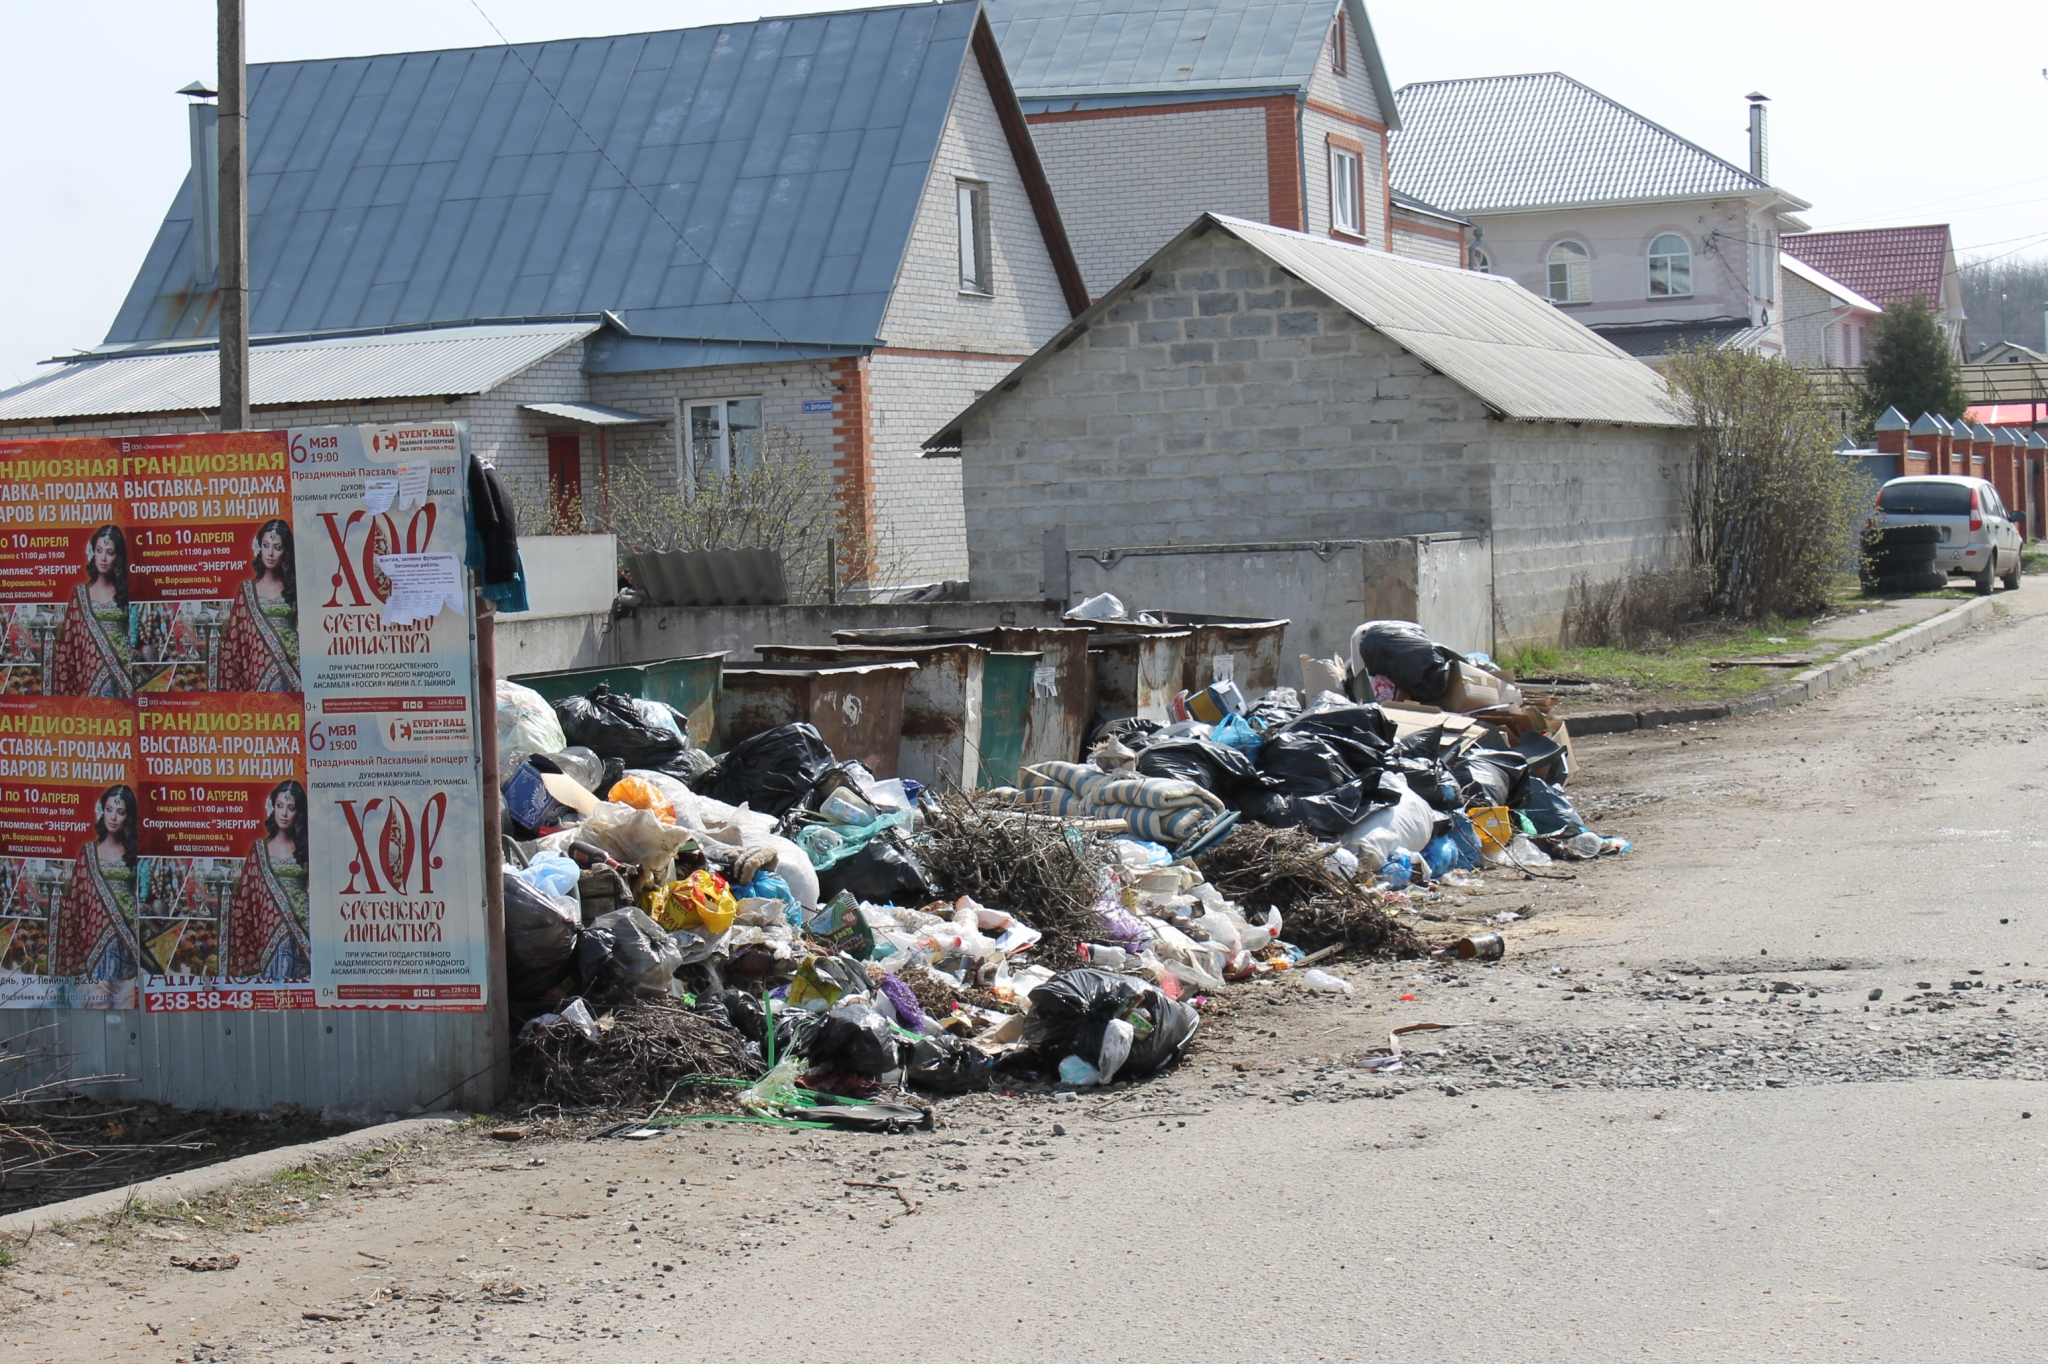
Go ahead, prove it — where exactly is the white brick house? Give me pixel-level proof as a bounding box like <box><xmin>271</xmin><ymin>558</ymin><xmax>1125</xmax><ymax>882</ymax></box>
<box><xmin>0</xmin><ymin>4</ymin><xmax>1087</xmax><ymax>587</ymax></box>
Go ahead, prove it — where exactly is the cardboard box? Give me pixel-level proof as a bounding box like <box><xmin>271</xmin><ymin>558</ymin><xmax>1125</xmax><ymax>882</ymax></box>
<box><xmin>1441</xmin><ymin>663</ymin><xmax>1522</xmax><ymax>714</ymax></box>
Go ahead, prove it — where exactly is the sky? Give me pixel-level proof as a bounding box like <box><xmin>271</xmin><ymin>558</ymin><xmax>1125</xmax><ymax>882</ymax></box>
<box><xmin>3</xmin><ymin>0</ymin><xmax>2045</xmax><ymax>388</ymax></box>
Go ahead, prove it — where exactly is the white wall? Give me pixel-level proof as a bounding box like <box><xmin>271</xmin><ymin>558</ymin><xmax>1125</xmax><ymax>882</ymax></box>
<box><xmin>1303</xmin><ymin>10</ymin><xmax>1389</xmax><ymax>247</ymax></box>
<box><xmin>1027</xmin><ymin>107</ymin><xmax>1270</xmax><ymax>296</ymax></box>
<box><xmin>1392</xmin><ymin>223</ymin><xmax>1463</xmax><ymax>267</ymax></box>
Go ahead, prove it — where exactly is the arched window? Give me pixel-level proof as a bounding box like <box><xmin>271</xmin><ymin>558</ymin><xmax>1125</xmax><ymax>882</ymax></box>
<box><xmin>1648</xmin><ymin>233</ymin><xmax>1692</xmax><ymax>297</ymax></box>
<box><xmin>1546</xmin><ymin>240</ymin><xmax>1590</xmax><ymax>303</ymax></box>
<box><xmin>1469</xmin><ymin>246</ymin><xmax>1490</xmax><ymax>274</ymax></box>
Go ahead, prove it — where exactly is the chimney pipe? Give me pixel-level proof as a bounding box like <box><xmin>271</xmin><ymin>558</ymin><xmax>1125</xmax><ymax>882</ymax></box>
<box><xmin>180</xmin><ymin>82</ymin><xmax>220</xmax><ymax>286</ymax></box>
<box><xmin>1747</xmin><ymin>92</ymin><xmax>1770</xmax><ymax>182</ymax></box>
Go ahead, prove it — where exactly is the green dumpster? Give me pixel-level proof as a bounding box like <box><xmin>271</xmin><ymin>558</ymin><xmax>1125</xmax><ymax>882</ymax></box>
<box><xmin>508</xmin><ymin>663</ymin><xmax>651</xmax><ymax>705</ymax></box>
<box><xmin>638</xmin><ymin>652</ymin><xmax>725</xmax><ymax>750</ymax></box>
<box><xmin>978</xmin><ymin>652</ymin><xmax>1038</xmax><ymax>788</ymax></box>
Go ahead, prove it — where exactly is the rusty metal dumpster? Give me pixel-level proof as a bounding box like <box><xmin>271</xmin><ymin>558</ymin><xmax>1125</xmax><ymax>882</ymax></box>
<box><xmin>977</xmin><ymin>651</ymin><xmax>1039</xmax><ymax>789</ymax></box>
<box><xmin>715</xmin><ymin>660</ymin><xmax>918</xmax><ymax>777</ymax></box>
<box><xmin>1087</xmin><ymin>630</ymin><xmax>1190</xmax><ymax>724</ymax></box>
<box><xmin>756</xmin><ymin>643</ymin><xmax>985</xmax><ymax>792</ymax></box>
<box><xmin>1088</xmin><ymin>613</ymin><xmax>1289</xmax><ymax>696</ymax></box>
<box><xmin>832</xmin><ymin>625</ymin><xmax>1093</xmax><ymax>768</ymax></box>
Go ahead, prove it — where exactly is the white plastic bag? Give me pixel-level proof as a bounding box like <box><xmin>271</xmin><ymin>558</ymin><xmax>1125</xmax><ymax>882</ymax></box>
<box><xmin>1339</xmin><ymin>785</ymin><xmax>1436</xmax><ymax>864</ymax></box>
<box><xmin>497</xmin><ymin>680</ymin><xmax>566</xmax><ymax>769</ymax></box>
<box><xmin>1301</xmin><ymin>968</ymin><xmax>1353</xmax><ymax>994</ymax></box>
<box><xmin>579</xmin><ymin>802</ymin><xmax>698</xmax><ymax>872</ymax></box>
<box><xmin>1096</xmin><ymin>1018</ymin><xmax>1135</xmax><ymax>1082</ymax></box>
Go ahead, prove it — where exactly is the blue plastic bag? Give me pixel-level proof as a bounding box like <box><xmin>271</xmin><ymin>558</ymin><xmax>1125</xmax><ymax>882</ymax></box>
<box><xmin>732</xmin><ymin>870</ymin><xmax>803</xmax><ymax>928</ymax></box>
<box><xmin>508</xmin><ymin>852</ymin><xmax>581</xmax><ymax>899</ymax></box>
<box><xmin>1421</xmin><ymin>811</ymin><xmax>1483</xmax><ymax>875</ymax></box>
<box><xmin>1210</xmin><ymin>711</ymin><xmax>1263</xmax><ymax>758</ymax></box>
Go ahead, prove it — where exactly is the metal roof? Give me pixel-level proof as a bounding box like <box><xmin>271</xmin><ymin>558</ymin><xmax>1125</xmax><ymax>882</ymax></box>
<box><xmin>929</xmin><ymin>213</ymin><xmax>1686</xmax><ymax>444</ymax></box>
<box><xmin>521</xmin><ymin>401</ymin><xmax>662</xmax><ymax>426</ymax></box>
<box><xmin>1779</xmin><ymin>254</ymin><xmax>1883</xmax><ymax>315</ymax></box>
<box><xmin>0</xmin><ymin>322</ymin><xmax>592</xmax><ymax>423</ymax></box>
<box><xmin>105</xmin><ymin>2</ymin><xmax>984</xmax><ymax>351</ymax></box>
<box><xmin>987</xmin><ymin>0</ymin><xmax>1397</xmax><ymax>121</ymax></box>
<box><xmin>1590</xmin><ymin>317</ymin><xmax>1769</xmax><ymax>359</ymax></box>
<box><xmin>1782</xmin><ymin>225</ymin><xmax>1955</xmax><ymax>313</ymax></box>
<box><xmin>1390</xmin><ymin>72</ymin><xmax>1799</xmax><ymax>214</ymax></box>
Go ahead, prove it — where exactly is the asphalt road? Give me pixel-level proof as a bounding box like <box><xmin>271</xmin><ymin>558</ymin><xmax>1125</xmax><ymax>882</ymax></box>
<box><xmin>6</xmin><ymin>583</ymin><xmax>2046</xmax><ymax>1362</ymax></box>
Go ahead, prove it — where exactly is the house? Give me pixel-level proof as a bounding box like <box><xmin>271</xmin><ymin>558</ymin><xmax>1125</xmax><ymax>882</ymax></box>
<box><xmin>1974</xmin><ymin>341</ymin><xmax>2047</xmax><ymax>366</ymax></box>
<box><xmin>1781</xmin><ymin>224</ymin><xmax>1967</xmax><ymax>359</ymax></box>
<box><xmin>1778</xmin><ymin>254</ymin><xmax>1882</xmax><ymax>368</ymax></box>
<box><xmin>928</xmin><ymin>213</ymin><xmax>1691</xmax><ymax>644</ymax></box>
<box><xmin>1390</xmin><ymin>74</ymin><xmax>1811</xmax><ymax>362</ymax></box>
<box><xmin>983</xmin><ymin>0</ymin><xmax>1457</xmax><ymax>297</ymax></box>
<box><xmin>0</xmin><ymin>2</ymin><xmax>1087</xmax><ymax>586</ymax></box>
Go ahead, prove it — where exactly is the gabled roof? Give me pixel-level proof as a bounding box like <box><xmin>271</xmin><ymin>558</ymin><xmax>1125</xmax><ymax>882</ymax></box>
<box><xmin>986</xmin><ymin>0</ymin><xmax>1396</xmax><ymax>121</ymax></box>
<box><xmin>1781</xmin><ymin>226</ymin><xmax>1955</xmax><ymax>314</ymax></box>
<box><xmin>1590</xmin><ymin>318</ymin><xmax>1771</xmax><ymax>359</ymax></box>
<box><xmin>1779</xmin><ymin>254</ymin><xmax>1882</xmax><ymax>315</ymax></box>
<box><xmin>1390</xmin><ymin>72</ymin><xmax>1804</xmax><ymax>215</ymax></box>
<box><xmin>104</xmin><ymin>2</ymin><xmax>1083</xmax><ymax>352</ymax></box>
<box><xmin>928</xmin><ymin>213</ymin><xmax>1686</xmax><ymax>445</ymax></box>
<box><xmin>0</xmin><ymin>322</ymin><xmax>593</xmax><ymax>423</ymax></box>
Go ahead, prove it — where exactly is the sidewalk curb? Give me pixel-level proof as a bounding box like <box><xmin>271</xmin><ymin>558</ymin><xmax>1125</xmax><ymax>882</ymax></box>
<box><xmin>0</xmin><ymin>1116</ymin><xmax>467</xmax><ymax>1241</ymax></box>
<box><xmin>1567</xmin><ymin>596</ymin><xmax>2002</xmax><ymax>735</ymax></box>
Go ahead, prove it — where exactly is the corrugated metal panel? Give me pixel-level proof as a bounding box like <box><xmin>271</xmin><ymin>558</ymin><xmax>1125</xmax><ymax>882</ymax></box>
<box><xmin>0</xmin><ymin>323</ymin><xmax>592</xmax><ymax>421</ymax></box>
<box><xmin>5</xmin><ymin>1008</ymin><xmax>498</xmax><ymax>1115</ymax></box>
<box><xmin>1391</xmin><ymin>72</ymin><xmax>1778</xmax><ymax>214</ymax></box>
<box><xmin>520</xmin><ymin>401</ymin><xmax>662</xmax><ymax>425</ymax></box>
<box><xmin>1222</xmin><ymin>217</ymin><xmax>1686</xmax><ymax>426</ymax></box>
<box><xmin>103</xmin><ymin>3</ymin><xmax>979</xmax><ymax>350</ymax></box>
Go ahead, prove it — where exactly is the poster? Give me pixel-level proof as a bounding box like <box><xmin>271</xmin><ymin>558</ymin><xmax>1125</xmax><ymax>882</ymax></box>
<box><xmin>0</xmin><ymin>424</ymin><xmax>485</xmax><ymax>1012</ymax></box>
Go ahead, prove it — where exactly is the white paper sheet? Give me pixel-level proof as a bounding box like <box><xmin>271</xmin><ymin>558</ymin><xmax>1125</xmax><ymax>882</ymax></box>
<box><xmin>376</xmin><ymin>552</ymin><xmax>465</xmax><ymax>624</ymax></box>
<box><xmin>362</xmin><ymin>478</ymin><xmax>398</xmax><ymax>514</ymax></box>
<box><xmin>396</xmin><ymin>463</ymin><xmax>430</xmax><ymax>509</ymax></box>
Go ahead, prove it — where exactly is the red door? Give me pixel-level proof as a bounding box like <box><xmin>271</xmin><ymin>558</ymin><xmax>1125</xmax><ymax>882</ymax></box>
<box><xmin>546</xmin><ymin>434</ymin><xmax>582</xmax><ymax>521</ymax></box>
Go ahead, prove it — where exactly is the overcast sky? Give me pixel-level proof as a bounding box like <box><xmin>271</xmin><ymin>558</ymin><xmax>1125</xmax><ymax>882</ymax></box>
<box><xmin>4</xmin><ymin>0</ymin><xmax>2043</xmax><ymax>388</ymax></box>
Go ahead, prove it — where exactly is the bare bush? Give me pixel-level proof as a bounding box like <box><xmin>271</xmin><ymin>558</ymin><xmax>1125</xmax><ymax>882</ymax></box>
<box><xmin>1562</xmin><ymin>566</ymin><xmax>1715</xmax><ymax>649</ymax></box>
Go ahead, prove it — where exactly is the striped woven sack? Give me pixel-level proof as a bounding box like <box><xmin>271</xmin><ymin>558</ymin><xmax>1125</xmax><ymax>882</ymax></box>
<box><xmin>1088</xmin><ymin>774</ymin><xmax>1225</xmax><ymax>813</ymax></box>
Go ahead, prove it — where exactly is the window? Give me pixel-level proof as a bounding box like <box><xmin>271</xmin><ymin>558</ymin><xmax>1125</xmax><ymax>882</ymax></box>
<box><xmin>687</xmin><ymin>398</ymin><xmax>763</xmax><ymax>481</ymax></box>
<box><xmin>957</xmin><ymin>179</ymin><xmax>991</xmax><ymax>294</ymax></box>
<box><xmin>1469</xmin><ymin>246</ymin><xmax>1490</xmax><ymax>274</ymax></box>
<box><xmin>1647</xmin><ymin>232</ymin><xmax>1692</xmax><ymax>297</ymax></box>
<box><xmin>1331</xmin><ymin>11</ymin><xmax>1347</xmax><ymax>74</ymax></box>
<box><xmin>1546</xmin><ymin>240</ymin><xmax>1590</xmax><ymax>303</ymax></box>
<box><xmin>1329</xmin><ymin>144</ymin><xmax>1362</xmax><ymax>236</ymax></box>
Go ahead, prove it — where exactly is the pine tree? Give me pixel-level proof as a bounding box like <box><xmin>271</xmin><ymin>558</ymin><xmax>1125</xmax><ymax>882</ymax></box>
<box><xmin>1860</xmin><ymin>297</ymin><xmax>1969</xmax><ymax>427</ymax></box>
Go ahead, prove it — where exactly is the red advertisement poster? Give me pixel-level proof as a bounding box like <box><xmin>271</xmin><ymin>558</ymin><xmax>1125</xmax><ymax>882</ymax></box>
<box><xmin>0</xmin><ymin>437</ymin><xmax>126</xmax><ymax>699</ymax></box>
<box><xmin>0</xmin><ymin>694</ymin><xmax>139</xmax><ymax>1008</ymax></box>
<box><xmin>136</xmin><ymin>692</ymin><xmax>312</xmax><ymax>1011</ymax></box>
<box><xmin>121</xmin><ymin>432</ymin><xmax>296</xmax><ymax>696</ymax></box>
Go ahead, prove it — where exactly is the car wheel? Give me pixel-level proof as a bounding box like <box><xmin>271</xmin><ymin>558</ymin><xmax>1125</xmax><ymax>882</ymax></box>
<box><xmin>2003</xmin><ymin>545</ymin><xmax>2023</xmax><ymax>591</ymax></box>
<box><xmin>1976</xmin><ymin>553</ymin><xmax>1997</xmax><ymax>594</ymax></box>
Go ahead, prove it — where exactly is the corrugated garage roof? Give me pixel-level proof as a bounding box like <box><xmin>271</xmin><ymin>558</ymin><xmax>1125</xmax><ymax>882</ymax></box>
<box><xmin>1391</xmin><ymin>72</ymin><xmax>1794</xmax><ymax>214</ymax></box>
<box><xmin>0</xmin><ymin>322</ymin><xmax>593</xmax><ymax>423</ymax></box>
<box><xmin>105</xmin><ymin>2</ymin><xmax>981</xmax><ymax>350</ymax></box>
<box><xmin>929</xmin><ymin>213</ymin><xmax>1686</xmax><ymax>442</ymax></box>
<box><xmin>987</xmin><ymin>0</ymin><xmax>1396</xmax><ymax>120</ymax></box>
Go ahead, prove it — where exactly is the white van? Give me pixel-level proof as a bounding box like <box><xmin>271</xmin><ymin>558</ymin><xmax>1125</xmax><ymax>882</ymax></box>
<box><xmin>1874</xmin><ymin>476</ymin><xmax>2022</xmax><ymax>593</ymax></box>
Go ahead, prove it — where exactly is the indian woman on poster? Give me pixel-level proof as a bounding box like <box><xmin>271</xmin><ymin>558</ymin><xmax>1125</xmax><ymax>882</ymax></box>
<box><xmin>216</xmin><ymin>519</ymin><xmax>300</xmax><ymax>692</ymax></box>
<box><xmin>48</xmin><ymin>526</ymin><xmax>133</xmax><ymax>698</ymax></box>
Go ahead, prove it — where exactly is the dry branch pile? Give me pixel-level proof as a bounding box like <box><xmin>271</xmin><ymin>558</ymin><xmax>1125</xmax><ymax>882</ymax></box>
<box><xmin>511</xmin><ymin>999</ymin><xmax>761</xmax><ymax>1111</ymax></box>
<box><xmin>1194</xmin><ymin>824</ymin><xmax>1416</xmax><ymax>956</ymax></box>
<box><xmin>916</xmin><ymin>796</ymin><xmax>1118</xmax><ymax>968</ymax></box>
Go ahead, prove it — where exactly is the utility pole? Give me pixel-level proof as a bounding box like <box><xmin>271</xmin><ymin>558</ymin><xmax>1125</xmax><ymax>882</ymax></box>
<box><xmin>218</xmin><ymin>0</ymin><xmax>249</xmax><ymax>431</ymax></box>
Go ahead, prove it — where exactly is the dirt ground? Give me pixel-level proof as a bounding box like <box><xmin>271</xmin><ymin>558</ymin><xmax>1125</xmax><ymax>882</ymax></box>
<box><xmin>5</xmin><ymin>584</ymin><xmax>2047</xmax><ymax>1362</ymax></box>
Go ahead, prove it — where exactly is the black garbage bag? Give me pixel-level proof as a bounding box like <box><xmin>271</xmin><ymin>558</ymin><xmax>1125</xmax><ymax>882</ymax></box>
<box><xmin>1090</xmin><ymin>716</ymin><xmax>1164</xmax><ymax>751</ymax></box>
<box><xmin>1277</xmin><ymin>698</ymin><xmax>1397</xmax><ymax>747</ymax></box>
<box><xmin>1243</xmin><ymin>688</ymin><xmax>1303</xmax><ymax>731</ymax></box>
<box><xmin>1352</xmin><ymin>621</ymin><xmax>1463</xmax><ymax>703</ymax></box>
<box><xmin>906</xmin><ymin>1034</ymin><xmax>993</xmax><ymax>1094</ymax></box>
<box><xmin>1292</xmin><ymin>769</ymin><xmax>1406</xmax><ymax>837</ymax></box>
<box><xmin>1255</xmin><ymin>730</ymin><xmax>1368</xmax><ymax>795</ymax></box>
<box><xmin>697</xmin><ymin>722</ymin><xmax>836</xmax><ymax>817</ymax></box>
<box><xmin>1229</xmin><ymin>788</ymin><xmax>1300</xmax><ymax>828</ymax></box>
<box><xmin>1022</xmin><ymin>968</ymin><xmax>1145</xmax><ymax>1068</ymax></box>
<box><xmin>1125</xmin><ymin>991</ymin><xmax>1201</xmax><ymax>1077</ymax></box>
<box><xmin>1391</xmin><ymin>721</ymin><xmax>1463</xmax><ymax>763</ymax></box>
<box><xmin>1451</xmin><ymin>748</ymin><xmax>1530</xmax><ymax>809</ymax></box>
<box><xmin>814</xmin><ymin>826</ymin><xmax>941</xmax><ymax>907</ymax></box>
<box><xmin>552</xmin><ymin>684</ymin><xmax>685</xmax><ymax>767</ymax></box>
<box><xmin>503</xmin><ymin>875</ymin><xmax>579</xmax><ymax>1002</ymax></box>
<box><xmin>1389</xmin><ymin>756</ymin><xmax>1462</xmax><ymax>811</ymax></box>
<box><xmin>1522</xmin><ymin>777</ymin><xmax>1589</xmax><ymax>838</ymax></box>
<box><xmin>1136</xmin><ymin>737</ymin><xmax>1276</xmax><ymax>797</ymax></box>
<box><xmin>805</xmin><ymin>1001</ymin><xmax>902</xmax><ymax>1077</ymax></box>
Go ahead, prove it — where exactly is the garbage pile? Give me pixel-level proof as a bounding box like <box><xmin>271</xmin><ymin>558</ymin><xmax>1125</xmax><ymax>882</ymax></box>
<box><xmin>492</xmin><ymin>616</ymin><xmax>1629</xmax><ymax>1124</ymax></box>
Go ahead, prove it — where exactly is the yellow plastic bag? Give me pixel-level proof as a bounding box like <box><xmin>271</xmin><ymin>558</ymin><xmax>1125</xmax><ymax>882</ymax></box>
<box><xmin>606</xmin><ymin>775</ymin><xmax>675</xmax><ymax>824</ymax></box>
<box><xmin>650</xmin><ymin>868</ymin><xmax>737</xmax><ymax>935</ymax></box>
<box><xmin>1468</xmin><ymin>806</ymin><xmax>1514</xmax><ymax>854</ymax></box>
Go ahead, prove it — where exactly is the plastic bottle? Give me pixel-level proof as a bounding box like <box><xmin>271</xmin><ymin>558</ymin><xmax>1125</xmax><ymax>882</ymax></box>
<box><xmin>1566</xmin><ymin>831</ymin><xmax>1603</xmax><ymax>859</ymax></box>
<box><xmin>1077</xmin><ymin>942</ymin><xmax>1131</xmax><ymax>969</ymax></box>
<box><xmin>1301</xmin><ymin>968</ymin><xmax>1354</xmax><ymax>994</ymax></box>
<box><xmin>820</xmin><ymin>789</ymin><xmax>878</xmax><ymax>826</ymax></box>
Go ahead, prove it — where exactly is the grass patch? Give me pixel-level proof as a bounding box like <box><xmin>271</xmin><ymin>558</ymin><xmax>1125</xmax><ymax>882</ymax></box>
<box><xmin>2024</xmin><ymin>548</ymin><xmax>2048</xmax><ymax>576</ymax></box>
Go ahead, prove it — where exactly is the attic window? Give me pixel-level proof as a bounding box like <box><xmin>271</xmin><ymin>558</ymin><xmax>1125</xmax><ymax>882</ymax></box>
<box><xmin>957</xmin><ymin>179</ymin><xmax>992</xmax><ymax>295</ymax></box>
<box><xmin>1332</xmin><ymin>12</ymin><xmax>1347</xmax><ymax>74</ymax></box>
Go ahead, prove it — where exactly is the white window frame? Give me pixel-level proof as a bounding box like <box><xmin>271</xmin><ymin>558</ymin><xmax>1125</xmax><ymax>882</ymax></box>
<box><xmin>1647</xmin><ymin>232</ymin><xmax>1692</xmax><ymax>298</ymax></box>
<box><xmin>1469</xmin><ymin>246</ymin><xmax>1490</xmax><ymax>274</ymax></box>
<box><xmin>1328</xmin><ymin>144</ymin><xmax>1362</xmax><ymax>237</ymax></box>
<box><xmin>1331</xmin><ymin>11</ymin><xmax>1347</xmax><ymax>74</ymax></box>
<box><xmin>1546</xmin><ymin>239</ymin><xmax>1591</xmax><ymax>304</ymax></box>
<box><xmin>685</xmin><ymin>397</ymin><xmax>764</xmax><ymax>484</ymax></box>
<box><xmin>957</xmin><ymin>178</ymin><xmax>992</xmax><ymax>295</ymax></box>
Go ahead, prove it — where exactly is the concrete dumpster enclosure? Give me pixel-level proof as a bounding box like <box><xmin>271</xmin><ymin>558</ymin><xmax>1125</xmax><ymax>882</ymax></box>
<box><xmin>934</xmin><ymin>214</ymin><xmax>1691</xmax><ymax>646</ymax></box>
<box><xmin>0</xmin><ymin>424</ymin><xmax>498</xmax><ymax>1113</ymax></box>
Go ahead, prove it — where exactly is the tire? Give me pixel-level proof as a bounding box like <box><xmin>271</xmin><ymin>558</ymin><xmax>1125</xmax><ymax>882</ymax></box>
<box><xmin>2002</xmin><ymin>545</ymin><xmax>2023</xmax><ymax>591</ymax></box>
<box><xmin>1872</xmin><ymin>568</ymin><xmax>1948</xmax><ymax>594</ymax></box>
<box><xmin>1867</xmin><ymin>546</ymin><xmax>1940</xmax><ymax>571</ymax></box>
<box><xmin>1975</xmin><ymin>553</ymin><xmax>1997</xmax><ymax>594</ymax></box>
<box><xmin>1868</xmin><ymin>524</ymin><xmax>1943</xmax><ymax>549</ymax></box>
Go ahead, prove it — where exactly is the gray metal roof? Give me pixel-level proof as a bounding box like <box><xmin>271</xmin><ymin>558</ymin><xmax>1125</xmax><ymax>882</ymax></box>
<box><xmin>987</xmin><ymin>0</ymin><xmax>1396</xmax><ymax>122</ymax></box>
<box><xmin>105</xmin><ymin>2</ymin><xmax>983</xmax><ymax>351</ymax></box>
<box><xmin>1391</xmin><ymin>72</ymin><xmax>1798</xmax><ymax>214</ymax></box>
<box><xmin>0</xmin><ymin>322</ymin><xmax>592</xmax><ymax>423</ymax></box>
<box><xmin>521</xmin><ymin>401</ymin><xmax>662</xmax><ymax>426</ymax></box>
<box><xmin>929</xmin><ymin>213</ymin><xmax>1686</xmax><ymax>444</ymax></box>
